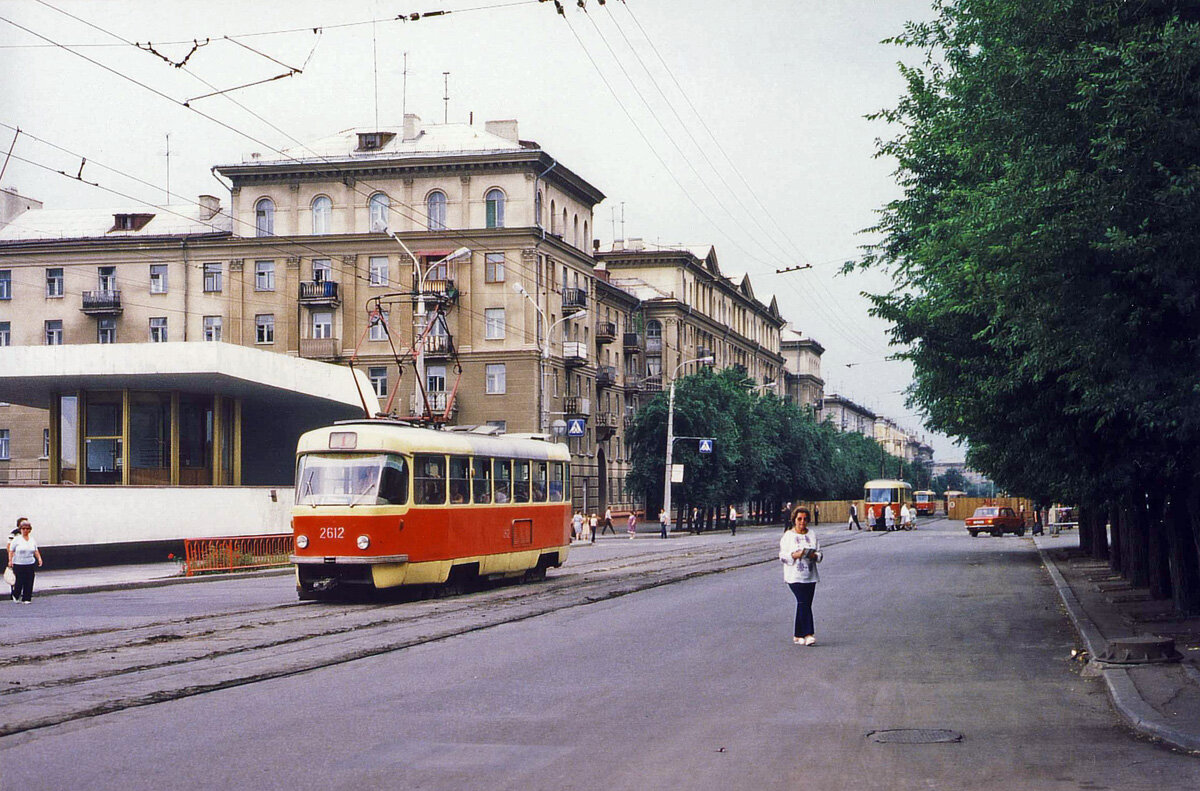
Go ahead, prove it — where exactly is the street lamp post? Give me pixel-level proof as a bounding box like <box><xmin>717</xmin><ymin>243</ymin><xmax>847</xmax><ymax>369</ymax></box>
<box><xmin>661</xmin><ymin>355</ymin><xmax>714</xmax><ymax>538</ymax></box>
<box><xmin>513</xmin><ymin>282</ymin><xmax>587</xmax><ymax>435</ymax></box>
<box><xmin>392</xmin><ymin>235</ymin><xmax>470</xmax><ymax>418</ymax></box>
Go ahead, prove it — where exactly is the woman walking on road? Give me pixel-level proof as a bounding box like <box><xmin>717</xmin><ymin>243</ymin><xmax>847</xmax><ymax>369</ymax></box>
<box><xmin>7</xmin><ymin>518</ymin><xmax>43</xmax><ymax>603</ymax></box>
<box><xmin>780</xmin><ymin>506</ymin><xmax>822</xmax><ymax>645</ymax></box>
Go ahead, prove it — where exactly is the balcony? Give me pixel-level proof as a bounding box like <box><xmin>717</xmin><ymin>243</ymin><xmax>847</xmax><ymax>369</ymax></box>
<box><xmin>562</xmin><ymin>287</ymin><xmax>587</xmax><ymax>310</ymax></box>
<box><xmin>421</xmin><ymin>333</ymin><xmax>454</xmax><ymax>358</ymax></box>
<box><xmin>642</xmin><ymin>375</ymin><xmax>663</xmax><ymax>392</ymax></box>
<box><xmin>80</xmin><ymin>290</ymin><xmax>122</xmax><ymax>315</ymax></box>
<box><xmin>412</xmin><ymin>390</ymin><xmax>457</xmax><ymax>419</ymax></box>
<box><xmin>622</xmin><ymin>332</ymin><xmax>642</xmax><ymax>352</ymax></box>
<box><xmin>596</xmin><ymin>410</ymin><xmax>619</xmax><ymax>441</ymax></box>
<box><xmin>624</xmin><ymin>375</ymin><xmax>643</xmax><ymax>393</ymax></box>
<box><xmin>563</xmin><ymin>395</ymin><xmax>591</xmax><ymax>416</ymax></box>
<box><xmin>422</xmin><ymin>278</ymin><xmax>459</xmax><ymax>303</ymax></box>
<box><xmin>299</xmin><ymin>337</ymin><xmax>341</xmax><ymax>360</ymax></box>
<box><xmin>298</xmin><ymin>280</ymin><xmax>340</xmax><ymax>307</ymax></box>
<box><xmin>596</xmin><ymin>321</ymin><xmax>616</xmax><ymax>344</ymax></box>
<box><xmin>596</xmin><ymin>365</ymin><xmax>617</xmax><ymax>388</ymax></box>
<box><xmin>623</xmin><ymin>414</ymin><xmax>636</xmax><ymax>430</ymax></box>
<box><xmin>562</xmin><ymin>341</ymin><xmax>588</xmax><ymax>367</ymax></box>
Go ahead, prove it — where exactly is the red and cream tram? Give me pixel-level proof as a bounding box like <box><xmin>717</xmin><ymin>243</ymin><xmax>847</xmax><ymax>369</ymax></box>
<box><xmin>913</xmin><ymin>490</ymin><xmax>938</xmax><ymax>516</ymax></box>
<box><xmin>863</xmin><ymin>478</ymin><xmax>913</xmax><ymax>530</ymax></box>
<box><xmin>290</xmin><ymin>420</ymin><xmax>572</xmax><ymax>599</ymax></box>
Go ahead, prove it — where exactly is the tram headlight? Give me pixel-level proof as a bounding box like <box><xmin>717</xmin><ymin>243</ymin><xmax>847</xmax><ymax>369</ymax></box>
<box><xmin>356</xmin><ymin>534</ymin><xmax>371</xmax><ymax>550</ymax></box>
<box><xmin>295</xmin><ymin>535</ymin><xmax>309</xmax><ymax>549</ymax></box>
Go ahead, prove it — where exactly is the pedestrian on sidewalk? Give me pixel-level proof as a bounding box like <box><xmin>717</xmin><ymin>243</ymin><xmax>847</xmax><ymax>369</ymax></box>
<box><xmin>602</xmin><ymin>507</ymin><xmax>614</xmax><ymax>536</ymax></box>
<box><xmin>813</xmin><ymin>504</ymin><xmax>820</xmax><ymax>525</ymax></box>
<box><xmin>659</xmin><ymin>508</ymin><xmax>669</xmax><ymax>539</ymax></box>
<box><xmin>587</xmin><ymin>513</ymin><xmax>598</xmax><ymax>543</ymax></box>
<box><xmin>847</xmin><ymin>502</ymin><xmax>862</xmax><ymax>531</ymax></box>
<box><xmin>627</xmin><ymin>511</ymin><xmax>638</xmax><ymax>539</ymax></box>
<box><xmin>571</xmin><ymin>511</ymin><xmax>584</xmax><ymax>542</ymax></box>
<box><xmin>780</xmin><ymin>506</ymin><xmax>822</xmax><ymax>646</ymax></box>
<box><xmin>728</xmin><ymin>504</ymin><xmax>738</xmax><ymax>536</ymax></box>
<box><xmin>7</xmin><ymin>518</ymin><xmax>43</xmax><ymax>603</ymax></box>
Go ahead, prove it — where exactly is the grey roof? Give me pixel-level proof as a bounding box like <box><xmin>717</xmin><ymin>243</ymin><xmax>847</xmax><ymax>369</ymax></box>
<box><xmin>0</xmin><ymin>204</ymin><xmax>231</xmax><ymax>243</ymax></box>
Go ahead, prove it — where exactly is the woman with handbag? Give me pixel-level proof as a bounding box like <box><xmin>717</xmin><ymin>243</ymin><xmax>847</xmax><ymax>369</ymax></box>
<box><xmin>7</xmin><ymin>518</ymin><xmax>43</xmax><ymax>603</ymax></box>
<box><xmin>780</xmin><ymin>506</ymin><xmax>822</xmax><ymax>645</ymax></box>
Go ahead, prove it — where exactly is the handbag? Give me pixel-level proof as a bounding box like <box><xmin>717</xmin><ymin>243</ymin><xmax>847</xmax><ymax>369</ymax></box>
<box><xmin>4</xmin><ymin>566</ymin><xmax>14</xmax><ymax>587</ymax></box>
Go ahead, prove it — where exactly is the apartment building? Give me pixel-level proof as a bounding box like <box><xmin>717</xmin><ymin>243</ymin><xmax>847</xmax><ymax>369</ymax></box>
<box><xmin>818</xmin><ymin>393</ymin><xmax>876</xmax><ymax>438</ymax></box>
<box><xmin>780</xmin><ymin>327</ymin><xmax>825</xmax><ymax>408</ymax></box>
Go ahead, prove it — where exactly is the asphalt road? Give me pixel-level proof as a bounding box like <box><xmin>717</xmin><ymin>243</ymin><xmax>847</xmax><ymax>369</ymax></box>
<box><xmin>2</xmin><ymin>519</ymin><xmax>1198</xmax><ymax>790</ymax></box>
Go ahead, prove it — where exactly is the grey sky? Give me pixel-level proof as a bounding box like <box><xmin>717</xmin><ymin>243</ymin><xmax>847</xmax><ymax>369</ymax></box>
<box><xmin>0</xmin><ymin>0</ymin><xmax>960</xmax><ymax>460</ymax></box>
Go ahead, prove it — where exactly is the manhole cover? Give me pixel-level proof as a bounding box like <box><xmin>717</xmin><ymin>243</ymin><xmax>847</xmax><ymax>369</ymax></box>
<box><xmin>868</xmin><ymin>729</ymin><xmax>963</xmax><ymax>744</ymax></box>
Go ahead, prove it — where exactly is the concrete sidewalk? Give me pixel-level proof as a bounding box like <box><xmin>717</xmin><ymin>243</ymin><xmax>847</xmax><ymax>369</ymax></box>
<box><xmin>1036</xmin><ymin>535</ymin><xmax>1200</xmax><ymax>753</ymax></box>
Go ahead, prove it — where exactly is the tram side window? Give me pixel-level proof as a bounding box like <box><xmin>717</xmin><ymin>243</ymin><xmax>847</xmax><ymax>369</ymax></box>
<box><xmin>414</xmin><ymin>454</ymin><xmax>446</xmax><ymax>504</ymax></box>
<box><xmin>449</xmin><ymin>456</ymin><xmax>470</xmax><ymax>504</ymax></box>
<box><xmin>549</xmin><ymin>462</ymin><xmax>565</xmax><ymax>502</ymax></box>
<box><xmin>494</xmin><ymin>459</ymin><xmax>512</xmax><ymax>503</ymax></box>
<box><xmin>532</xmin><ymin>461</ymin><xmax>548</xmax><ymax>502</ymax></box>
<box><xmin>379</xmin><ymin>455</ymin><xmax>409</xmax><ymax>505</ymax></box>
<box><xmin>513</xmin><ymin>459</ymin><xmax>530</xmax><ymax>502</ymax></box>
<box><xmin>472</xmin><ymin>457</ymin><xmax>492</xmax><ymax>504</ymax></box>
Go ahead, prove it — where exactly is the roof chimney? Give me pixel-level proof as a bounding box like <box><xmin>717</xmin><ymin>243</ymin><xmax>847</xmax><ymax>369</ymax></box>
<box><xmin>628</xmin><ymin>237</ymin><xmax>645</xmax><ymax>251</ymax></box>
<box><xmin>484</xmin><ymin>119</ymin><xmax>519</xmax><ymax>143</ymax></box>
<box><xmin>198</xmin><ymin>195</ymin><xmax>221</xmax><ymax>221</ymax></box>
<box><xmin>403</xmin><ymin>114</ymin><xmax>422</xmax><ymax>142</ymax></box>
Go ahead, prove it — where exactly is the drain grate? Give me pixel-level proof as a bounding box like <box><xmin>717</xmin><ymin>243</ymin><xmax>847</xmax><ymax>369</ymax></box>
<box><xmin>868</xmin><ymin>728</ymin><xmax>963</xmax><ymax>744</ymax></box>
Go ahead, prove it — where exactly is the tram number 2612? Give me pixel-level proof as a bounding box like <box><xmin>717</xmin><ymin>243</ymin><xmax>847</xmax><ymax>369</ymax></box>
<box><xmin>319</xmin><ymin>527</ymin><xmax>345</xmax><ymax>540</ymax></box>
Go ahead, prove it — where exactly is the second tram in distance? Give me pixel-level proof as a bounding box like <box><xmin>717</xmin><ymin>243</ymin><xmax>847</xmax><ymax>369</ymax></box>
<box><xmin>290</xmin><ymin>420</ymin><xmax>572</xmax><ymax>599</ymax></box>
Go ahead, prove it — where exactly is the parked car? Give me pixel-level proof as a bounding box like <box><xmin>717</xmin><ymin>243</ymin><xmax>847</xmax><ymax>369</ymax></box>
<box><xmin>965</xmin><ymin>506</ymin><xmax>1025</xmax><ymax>537</ymax></box>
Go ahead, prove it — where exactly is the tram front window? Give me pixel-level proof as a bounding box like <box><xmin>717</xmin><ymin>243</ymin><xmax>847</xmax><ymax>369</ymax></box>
<box><xmin>295</xmin><ymin>453</ymin><xmax>409</xmax><ymax>506</ymax></box>
<box><xmin>866</xmin><ymin>487</ymin><xmax>898</xmax><ymax>503</ymax></box>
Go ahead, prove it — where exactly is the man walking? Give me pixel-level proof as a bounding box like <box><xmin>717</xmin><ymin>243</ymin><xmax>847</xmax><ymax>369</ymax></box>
<box><xmin>848</xmin><ymin>502</ymin><xmax>862</xmax><ymax>530</ymax></box>
<box><xmin>728</xmin><ymin>504</ymin><xmax>738</xmax><ymax>536</ymax></box>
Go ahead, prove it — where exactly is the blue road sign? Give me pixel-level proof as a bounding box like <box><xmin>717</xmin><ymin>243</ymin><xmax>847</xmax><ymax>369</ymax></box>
<box><xmin>698</xmin><ymin>438</ymin><xmax>714</xmax><ymax>454</ymax></box>
<box><xmin>567</xmin><ymin>418</ymin><xmax>586</xmax><ymax>437</ymax></box>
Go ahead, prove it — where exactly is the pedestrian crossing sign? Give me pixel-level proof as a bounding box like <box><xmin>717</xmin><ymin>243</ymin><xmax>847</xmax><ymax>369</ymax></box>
<box><xmin>566</xmin><ymin>418</ymin><xmax>586</xmax><ymax>437</ymax></box>
<box><xmin>699</xmin><ymin>439</ymin><xmax>714</xmax><ymax>453</ymax></box>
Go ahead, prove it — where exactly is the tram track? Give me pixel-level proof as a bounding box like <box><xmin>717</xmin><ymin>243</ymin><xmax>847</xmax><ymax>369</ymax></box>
<box><xmin>0</xmin><ymin>531</ymin><xmax>862</xmax><ymax>738</ymax></box>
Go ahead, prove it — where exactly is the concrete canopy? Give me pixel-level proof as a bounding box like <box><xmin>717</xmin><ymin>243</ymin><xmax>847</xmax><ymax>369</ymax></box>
<box><xmin>0</xmin><ymin>342</ymin><xmax>380</xmax><ymax>417</ymax></box>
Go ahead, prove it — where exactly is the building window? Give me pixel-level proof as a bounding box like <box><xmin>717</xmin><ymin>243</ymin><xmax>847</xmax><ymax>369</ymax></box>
<box><xmin>43</xmin><ymin>428</ymin><xmax>50</xmax><ymax>459</ymax></box>
<box><xmin>254</xmin><ymin>260</ymin><xmax>275</xmax><ymax>291</ymax></box>
<box><xmin>485</xmin><ymin>252</ymin><xmax>505</xmax><ymax>283</ymax></box>
<box><xmin>255</xmin><ymin>314</ymin><xmax>275</xmax><ymax>344</ymax></box>
<box><xmin>311</xmin><ymin>311</ymin><xmax>333</xmax><ymax>339</ymax></box>
<box><xmin>311</xmin><ymin>195</ymin><xmax>332</xmax><ymax>235</ymax></box>
<box><xmin>255</xmin><ymin>198</ymin><xmax>274</xmax><ymax>236</ymax></box>
<box><xmin>485</xmin><ymin>188</ymin><xmax>505</xmax><ymax>228</ymax></box>
<box><xmin>97</xmin><ymin>265</ymin><xmax>116</xmax><ymax>292</ymax></box>
<box><xmin>486</xmin><ymin>419</ymin><xmax>506</xmax><ymax>433</ymax></box>
<box><xmin>0</xmin><ymin>321</ymin><xmax>9</xmax><ymax>346</ymax></box>
<box><xmin>97</xmin><ymin>317</ymin><xmax>116</xmax><ymax>344</ymax></box>
<box><xmin>203</xmin><ymin>316</ymin><xmax>223</xmax><ymax>342</ymax></box>
<box><xmin>485</xmin><ymin>363</ymin><xmax>506</xmax><ymax>394</ymax></box>
<box><xmin>46</xmin><ymin>268</ymin><xmax>64</xmax><ymax>298</ymax></box>
<box><xmin>312</xmin><ymin>258</ymin><xmax>332</xmax><ymax>282</ymax></box>
<box><xmin>203</xmin><ymin>263</ymin><xmax>222</xmax><ymax>293</ymax></box>
<box><xmin>149</xmin><ymin>264</ymin><xmax>168</xmax><ymax>294</ymax></box>
<box><xmin>369</xmin><ymin>310</ymin><xmax>389</xmax><ymax>341</ymax></box>
<box><xmin>369</xmin><ymin>256</ymin><xmax>388</xmax><ymax>286</ymax></box>
<box><xmin>0</xmin><ymin>429</ymin><xmax>9</xmax><ymax>460</ymax></box>
<box><xmin>536</xmin><ymin>191</ymin><xmax>543</xmax><ymax>227</ymax></box>
<box><xmin>369</xmin><ymin>366</ymin><xmax>388</xmax><ymax>397</ymax></box>
<box><xmin>368</xmin><ymin>193</ymin><xmax>390</xmax><ymax>232</ymax></box>
<box><xmin>427</xmin><ymin>364</ymin><xmax>446</xmax><ymax>394</ymax></box>
<box><xmin>484</xmin><ymin>308</ymin><xmax>506</xmax><ymax>340</ymax></box>
<box><xmin>44</xmin><ymin>319</ymin><xmax>63</xmax><ymax>345</ymax></box>
<box><xmin>427</xmin><ymin>191</ymin><xmax>447</xmax><ymax>231</ymax></box>
<box><xmin>0</xmin><ymin>269</ymin><xmax>10</xmax><ymax>300</ymax></box>
<box><xmin>149</xmin><ymin>317</ymin><xmax>168</xmax><ymax>343</ymax></box>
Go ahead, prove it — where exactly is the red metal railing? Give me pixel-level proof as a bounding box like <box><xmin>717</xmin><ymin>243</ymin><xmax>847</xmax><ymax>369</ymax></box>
<box><xmin>182</xmin><ymin>534</ymin><xmax>294</xmax><ymax>577</ymax></box>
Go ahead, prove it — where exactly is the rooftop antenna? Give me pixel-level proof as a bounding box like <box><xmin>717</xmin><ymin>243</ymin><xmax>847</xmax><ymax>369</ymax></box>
<box><xmin>401</xmin><ymin>52</ymin><xmax>408</xmax><ymax>121</ymax></box>
<box><xmin>164</xmin><ymin>132</ymin><xmax>170</xmax><ymax>202</ymax></box>
<box><xmin>620</xmin><ymin>201</ymin><xmax>626</xmax><ymax>241</ymax></box>
<box><xmin>443</xmin><ymin>71</ymin><xmax>450</xmax><ymax>123</ymax></box>
<box><xmin>610</xmin><ymin>205</ymin><xmax>616</xmax><ymax>241</ymax></box>
<box><xmin>372</xmin><ymin>17</ymin><xmax>380</xmax><ymax>130</ymax></box>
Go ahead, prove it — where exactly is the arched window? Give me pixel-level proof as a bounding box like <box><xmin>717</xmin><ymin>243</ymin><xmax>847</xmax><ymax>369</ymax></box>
<box><xmin>549</xmin><ymin>200</ymin><xmax>557</xmax><ymax>234</ymax></box>
<box><xmin>573</xmin><ymin>214</ymin><xmax>579</xmax><ymax>247</ymax></box>
<box><xmin>583</xmin><ymin>220</ymin><xmax>589</xmax><ymax>250</ymax></box>
<box><xmin>368</xmin><ymin>193</ymin><xmax>390</xmax><ymax>232</ymax></box>
<box><xmin>311</xmin><ymin>196</ymin><xmax>331</xmax><ymax>235</ymax></box>
<box><xmin>426</xmin><ymin>191</ymin><xmax>447</xmax><ymax>231</ymax></box>
<box><xmin>535</xmin><ymin>190</ymin><xmax>544</xmax><ymax>227</ymax></box>
<box><xmin>485</xmin><ymin>188</ymin><xmax>505</xmax><ymax>228</ymax></box>
<box><xmin>254</xmin><ymin>198</ymin><xmax>274</xmax><ymax>237</ymax></box>
<box><xmin>561</xmin><ymin>208</ymin><xmax>568</xmax><ymax>238</ymax></box>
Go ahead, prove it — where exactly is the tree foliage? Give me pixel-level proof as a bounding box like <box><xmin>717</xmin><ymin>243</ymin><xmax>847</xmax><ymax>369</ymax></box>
<box><xmin>858</xmin><ymin>0</ymin><xmax>1200</xmax><ymax>611</ymax></box>
<box><xmin>626</xmin><ymin>368</ymin><xmax>900</xmax><ymax>510</ymax></box>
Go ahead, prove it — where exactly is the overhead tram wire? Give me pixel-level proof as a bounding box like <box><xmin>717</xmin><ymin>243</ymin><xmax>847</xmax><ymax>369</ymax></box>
<box><xmin>593</xmin><ymin>6</ymin><xmax>796</xmax><ymax>264</ymax></box>
<box><xmin>615</xmin><ymin>1</ymin><xmax>813</xmax><ymax>266</ymax></box>
<box><xmin>554</xmin><ymin>9</ymin><xmax>784</xmax><ymax>273</ymax></box>
<box><xmin>576</xmin><ymin>10</ymin><xmax>784</xmax><ymax>264</ymax></box>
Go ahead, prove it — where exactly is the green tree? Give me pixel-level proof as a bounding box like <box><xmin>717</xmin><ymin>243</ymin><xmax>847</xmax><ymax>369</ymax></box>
<box><xmin>859</xmin><ymin>0</ymin><xmax>1200</xmax><ymax>611</ymax></box>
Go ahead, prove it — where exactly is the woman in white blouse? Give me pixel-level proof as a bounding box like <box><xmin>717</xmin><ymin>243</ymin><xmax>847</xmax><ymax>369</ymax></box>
<box><xmin>780</xmin><ymin>506</ymin><xmax>822</xmax><ymax>645</ymax></box>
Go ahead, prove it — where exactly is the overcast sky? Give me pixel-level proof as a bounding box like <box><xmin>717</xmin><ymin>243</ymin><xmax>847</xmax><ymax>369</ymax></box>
<box><xmin>0</xmin><ymin>0</ymin><xmax>962</xmax><ymax>461</ymax></box>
